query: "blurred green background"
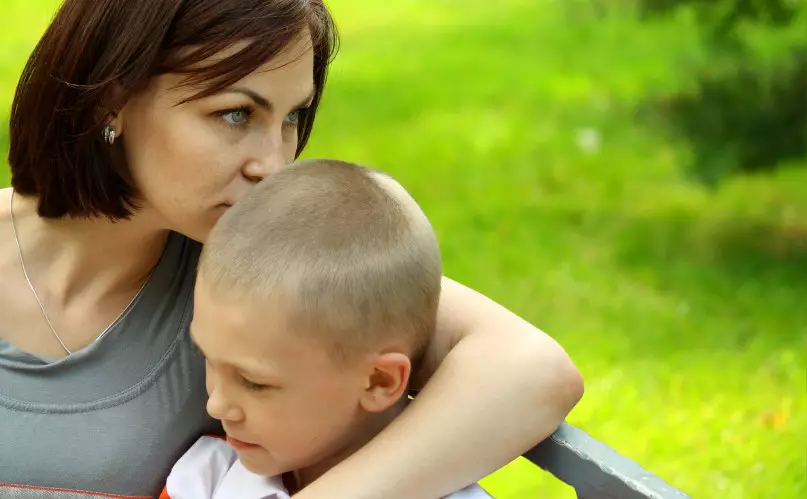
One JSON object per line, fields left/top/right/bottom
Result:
{"left": 2, "top": 0, "right": 805, "bottom": 497}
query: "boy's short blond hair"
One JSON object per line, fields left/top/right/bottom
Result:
{"left": 199, "top": 159, "right": 443, "bottom": 366}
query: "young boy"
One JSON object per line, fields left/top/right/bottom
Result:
{"left": 161, "top": 159, "right": 492, "bottom": 498}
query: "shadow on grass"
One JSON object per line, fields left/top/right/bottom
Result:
{"left": 638, "top": 48, "right": 807, "bottom": 186}
{"left": 612, "top": 208, "right": 807, "bottom": 346}
{"left": 632, "top": 0, "right": 807, "bottom": 186}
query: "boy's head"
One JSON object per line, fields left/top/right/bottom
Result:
{"left": 191, "top": 159, "right": 442, "bottom": 479}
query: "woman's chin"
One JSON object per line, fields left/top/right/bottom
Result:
{"left": 177, "top": 209, "right": 230, "bottom": 243}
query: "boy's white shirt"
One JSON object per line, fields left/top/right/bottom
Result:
{"left": 163, "top": 436, "right": 493, "bottom": 499}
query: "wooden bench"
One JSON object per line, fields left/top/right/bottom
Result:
{"left": 522, "top": 422, "right": 693, "bottom": 498}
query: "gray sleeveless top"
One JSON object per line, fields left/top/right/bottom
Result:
{"left": 0, "top": 232, "right": 222, "bottom": 498}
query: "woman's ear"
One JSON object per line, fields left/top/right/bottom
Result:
{"left": 359, "top": 352, "right": 412, "bottom": 413}
{"left": 107, "top": 110, "right": 124, "bottom": 139}
{"left": 98, "top": 82, "right": 127, "bottom": 139}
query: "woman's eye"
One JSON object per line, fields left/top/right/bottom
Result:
{"left": 218, "top": 108, "right": 251, "bottom": 127}
{"left": 283, "top": 109, "right": 303, "bottom": 127}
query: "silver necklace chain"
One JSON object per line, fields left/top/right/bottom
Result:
{"left": 9, "top": 190, "right": 153, "bottom": 355}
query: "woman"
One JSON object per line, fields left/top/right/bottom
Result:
{"left": 0, "top": 0, "right": 583, "bottom": 498}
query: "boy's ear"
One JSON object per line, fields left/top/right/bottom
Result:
{"left": 359, "top": 352, "right": 411, "bottom": 413}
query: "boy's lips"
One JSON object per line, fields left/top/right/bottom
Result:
{"left": 227, "top": 436, "right": 260, "bottom": 449}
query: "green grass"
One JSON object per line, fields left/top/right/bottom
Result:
{"left": 2, "top": 1, "right": 806, "bottom": 497}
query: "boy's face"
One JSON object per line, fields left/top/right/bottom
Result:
{"left": 190, "top": 277, "right": 373, "bottom": 477}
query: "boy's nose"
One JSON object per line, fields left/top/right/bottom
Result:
{"left": 206, "top": 390, "right": 245, "bottom": 423}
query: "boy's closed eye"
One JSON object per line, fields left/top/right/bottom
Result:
{"left": 241, "top": 376, "right": 272, "bottom": 392}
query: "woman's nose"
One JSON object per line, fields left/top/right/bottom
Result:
{"left": 243, "top": 133, "right": 287, "bottom": 182}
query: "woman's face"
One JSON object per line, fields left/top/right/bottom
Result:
{"left": 118, "top": 34, "right": 315, "bottom": 242}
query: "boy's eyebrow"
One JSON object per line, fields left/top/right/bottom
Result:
{"left": 233, "top": 354, "right": 283, "bottom": 379}
{"left": 189, "top": 328, "right": 280, "bottom": 379}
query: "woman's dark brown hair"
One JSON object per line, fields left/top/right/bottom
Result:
{"left": 8, "top": 0, "right": 338, "bottom": 219}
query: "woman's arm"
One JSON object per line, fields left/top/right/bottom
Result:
{"left": 293, "top": 276, "right": 584, "bottom": 499}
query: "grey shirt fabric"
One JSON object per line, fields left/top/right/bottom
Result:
{"left": 0, "top": 232, "right": 222, "bottom": 498}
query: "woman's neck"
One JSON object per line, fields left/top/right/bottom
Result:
{"left": 7, "top": 189, "right": 169, "bottom": 308}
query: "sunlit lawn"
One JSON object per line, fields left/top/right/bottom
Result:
{"left": 2, "top": 1, "right": 805, "bottom": 497}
